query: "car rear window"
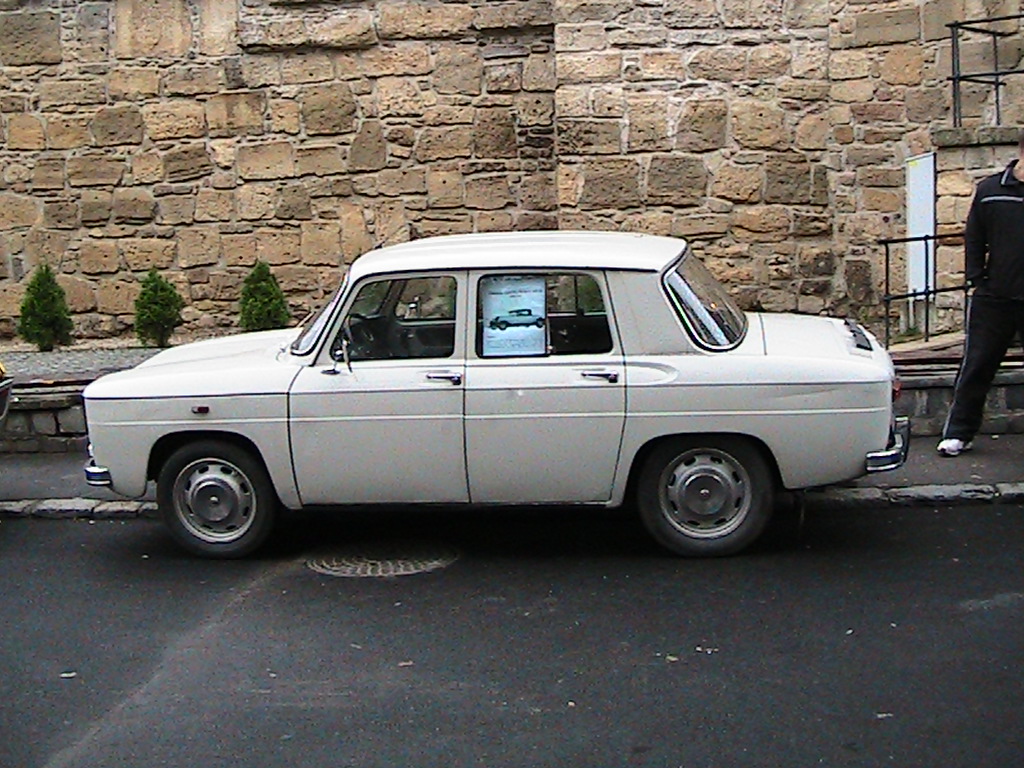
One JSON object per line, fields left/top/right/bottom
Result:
{"left": 664, "top": 252, "right": 747, "bottom": 350}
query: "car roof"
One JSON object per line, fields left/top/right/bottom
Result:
{"left": 346, "top": 231, "right": 688, "bottom": 282}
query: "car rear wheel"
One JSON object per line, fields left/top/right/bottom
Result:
{"left": 637, "top": 436, "right": 773, "bottom": 557}
{"left": 157, "top": 440, "right": 277, "bottom": 558}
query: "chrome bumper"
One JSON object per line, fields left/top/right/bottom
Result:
{"left": 85, "top": 456, "right": 113, "bottom": 487}
{"left": 865, "top": 416, "right": 910, "bottom": 473}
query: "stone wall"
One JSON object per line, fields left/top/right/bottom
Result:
{"left": 0, "top": 0, "right": 1021, "bottom": 340}
{"left": 0, "top": 0, "right": 557, "bottom": 338}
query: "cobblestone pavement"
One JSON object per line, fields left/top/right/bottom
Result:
{"left": 1, "top": 346, "right": 160, "bottom": 384}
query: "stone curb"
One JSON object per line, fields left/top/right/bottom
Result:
{"left": 2, "top": 485, "right": 1024, "bottom": 520}
{"left": 806, "top": 482, "right": 1024, "bottom": 509}
{"left": 0, "top": 499, "right": 158, "bottom": 519}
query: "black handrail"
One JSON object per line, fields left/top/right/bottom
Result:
{"left": 949, "top": 13, "right": 1024, "bottom": 127}
{"left": 878, "top": 233, "right": 968, "bottom": 347}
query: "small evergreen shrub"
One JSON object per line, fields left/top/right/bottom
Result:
{"left": 135, "top": 269, "right": 184, "bottom": 348}
{"left": 18, "top": 263, "right": 73, "bottom": 352}
{"left": 239, "top": 261, "right": 290, "bottom": 332}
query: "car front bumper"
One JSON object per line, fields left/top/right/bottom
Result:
{"left": 865, "top": 416, "right": 910, "bottom": 473}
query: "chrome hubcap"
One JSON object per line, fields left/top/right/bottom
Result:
{"left": 660, "top": 448, "right": 750, "bottom": 538}
{"left": 173, "top": 458, "right": 255, "bottom": 543}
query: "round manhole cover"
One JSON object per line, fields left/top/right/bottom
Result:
{"left": 306, "top": 541, "right": 459, "bottom": 578}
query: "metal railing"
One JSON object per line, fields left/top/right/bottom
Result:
{"left": 949, "top": 13, "right": 1024, "bottom": 127}
{"left": 879, "top": 233, "right": 968, "bottom": 347}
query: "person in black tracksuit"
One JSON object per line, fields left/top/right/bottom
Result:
{"left": 939, "top": 132, "right": 1024, "bottom": 456}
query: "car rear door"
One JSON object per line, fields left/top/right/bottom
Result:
{"left": 464, "top": 271, "right": 626, "bottom": 504}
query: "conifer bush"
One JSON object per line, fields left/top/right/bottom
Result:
{"left": 239, "top": 261, "right": 290, "bottom": 332}
{"left": 18, "top": 263, "right": 73, "bottom": 352}
{"left": 135, "top": 269, "right": 184, "bottom": 348}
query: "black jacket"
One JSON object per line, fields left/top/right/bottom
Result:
{"left": 965, "top": 159, "right": 1024, "bottom": 300}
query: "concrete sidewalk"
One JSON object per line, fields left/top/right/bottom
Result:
{"left": 1, "top": 432, "right": 1023, "bottom": 518}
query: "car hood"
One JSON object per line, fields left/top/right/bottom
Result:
{"left": 755, "top": 312, "right": 895, "bottom": 374}
{"left": 84, "top": 328, "right": 303, "bottom": 400}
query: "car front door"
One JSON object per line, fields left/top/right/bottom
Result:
{"left": 464, "top": 271, "right": 626, "bottom": 504}
{"left": 289, "top": 273, "right": 469, "bottom": 505}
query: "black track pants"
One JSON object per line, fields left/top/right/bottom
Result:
{"left": 943, "top": 294, "right": 1024, "bottom": 441}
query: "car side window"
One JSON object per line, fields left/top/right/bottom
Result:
{"left": 335, "top": 276, "right": 457, "bottom": 361}
{"left": 477, "top": 273, "right": 612, "bottom": 358}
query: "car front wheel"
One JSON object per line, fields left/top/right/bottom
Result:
{"left": 157, "top": 440, "right": 277, "bottom": 558}
{"left": 637, "top": 436, "right": 773, "bottom": 557}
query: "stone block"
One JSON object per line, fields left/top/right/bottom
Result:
{"left": 664, "top": 0, "right": 720, "bottom": 27}
{"left": 195, "top": 189, "right": 236, "bottom": 222}
{"left": 90, "top": 106, "right": 144, "bottom": 147}
{"left": 302, "top": 84, "right": 357, "bottom": 135}
{"left": 6, "top": 114, "right": 46, "bottom": 150}
{"left": 206, "top": 91, "right": 266, "bottom": 137}
{"left": 648, "top": 154, "right": 708, "bottom": 205}
{"left": 223, "top": 233, "right": 257, "bottom": 267}
{"left": 131, "top": 152, "right": 164, "bottom": 184}
{"left": 465, "top": 176, "right": 513, "bottom": 210}
{"left": 120, "top": 238, "right": 176, "bottom": 270}
{"left": 109, "top": 67, "right": 161, "bottom": 99}
{"left": 301, "top": 221, "right": 342, "bottom": 266}
{"left": 559, "top": 119, "right": 621, "bottom": 155}
{"left": 198, "top": 0, "right": 238, "bottom": 56}
{"left": 238, "top": 142, "right": 295, "bottom": 180}
{"left": 476, "top": 0, "right": 550, "bottom": 29}
{"left": 276, "top": 185, "right": 313, "bottom": 220}
{"left": 46, "top": 117, "right": 91, "bottom": 150}
{"left": 57, "top": 405, "right": 87, "bottom": 434}
{"left": 676, "top": 99, "right": 727, "bottom": 152}
{"left": 164, "top": 144, "right": 214, "bottom": 182}
{"left": 764, "top": 156, "right": 813, "bottom": 204}
{"left": 113, "top": 189, "right": 157, "bottom": 223}
{"left": 627, "top": 99, "right": 670, "bottom": 152}
{"left": 44, "top": 200, "right": 80, "bottom": 229}
{"left": 38, "top": 80, "right": 105, "bottom": 108}
{"left": 143, "top": 102, "right": 207, "bottom": 140}
{"left": 296, "top": 146, "right": 345, "bottom": 177}
{"left": 474, "top": 109, "right": 519, "bottom": 159}
{"left": 81, "top": 191, "right": 112, "bottom": 225}
{"left": 378, "top": 3, "right": 475, "bottom": 39}
{"left": 558, "top": 52, "right": 622, "bottom": 83}
{"left": 427, "top": 170, "right": 464, "bottom": 208}
{"left": 415, "top": 128, "right": 474, "bottom": 162}
{"left": 114, "top": 0, "right": 192, "bottom": 58}
{"left": 579, "top": 158, "right": 641, "bottom": 210}
{"left": 349, "top": 121, "right": 388, "bottom": 172}
{"left": 0, "top": 11, "right": 61, "bottom": 65}
{"left": 66, "top": 156, "right": 125, "bottom": 187}
{"left": 81, "top": 239, "right": 120, "bottom": 274}
{"left": 486, "top": 62, "right": 523, "bottom": 93}
{"left": 269, "top": 99, "right": 302, "bottom": 134}
{"left": 732, "top": 100, "right": 786, "bottom": 150}
{"left": 178, "top": 228, "right": 221, "bottom": 268}
{"left": 689, "top": 47, "right": 746, "bottom": 82}
{"left": 333, "top": 44, "right": 432, "bottom": 78}
{"left": 281, "top": 53, "right": 333, "bottom": 85}
{"left": 0, "top": 193, "right": 41, "bottom": 229}
{"left": 163, "top": 66, "right": 223, "bottom": 96}
{"left": 97, "top": 280, "right": 138, "bottom": 314}
{"left": 256, "top": 227, "right": 301, "bottom": 265}
{"left": 307, "top": 11, "right": 377, "bottom": 49}
{"left": 853, "top": 6, "right": 920, "bottom": 48}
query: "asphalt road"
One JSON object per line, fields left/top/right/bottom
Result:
{"left": 2, "top": 504, "right": 1022, "bottom": 768}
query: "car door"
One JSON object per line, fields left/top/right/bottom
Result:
{"left": 289, "top": 272, "right": 469, "bottom": 505}
{"left": 464, "top": 271, "right": 626, "bottom": 504}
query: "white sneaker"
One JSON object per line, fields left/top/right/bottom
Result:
{"left": 937, "top": 438, "right": 973, "bottom": 457}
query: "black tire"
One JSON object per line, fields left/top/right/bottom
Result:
{"left": 157, "top": 440, "right": 278, "bottom": 558}
{"left": 637, "top": 436, "right": 774, "bottom": 557}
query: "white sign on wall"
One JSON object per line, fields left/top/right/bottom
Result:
{"left": 905, "top": 152, "right": 936, "bottom": 297}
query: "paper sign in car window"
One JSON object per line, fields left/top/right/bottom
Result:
{"left": 481, "top": 275, "right": 547, "bottom": 357}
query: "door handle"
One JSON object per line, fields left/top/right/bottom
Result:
{"left": 581, "top": 370, "right": 619, "bottom": 384}
{"left": 426, "top": 371, "right": 462, "bottom": 386}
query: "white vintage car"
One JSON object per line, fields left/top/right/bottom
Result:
{"left": 84, "top": 231, "right": 908, "bottom": 558}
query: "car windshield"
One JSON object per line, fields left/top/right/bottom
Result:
{"left": 664, "top": 251, "right": 747, "bottom": 350}
{"left": 290, "top": 276, "right": 347, "bottom": 356}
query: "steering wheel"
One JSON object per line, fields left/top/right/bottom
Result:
{"left": 344, "top": 313, "right": 381, "bottom": 359}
